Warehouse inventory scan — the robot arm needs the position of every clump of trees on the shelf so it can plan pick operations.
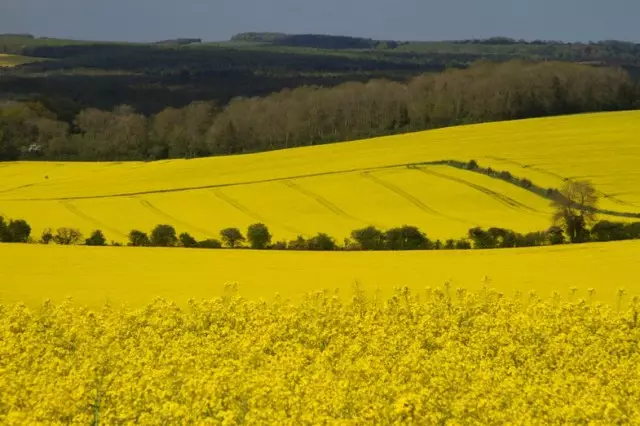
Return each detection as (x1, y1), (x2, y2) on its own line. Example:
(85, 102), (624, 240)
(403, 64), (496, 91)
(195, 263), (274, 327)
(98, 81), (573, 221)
(1, 61), (637, 161)
(0, 217), (31, 243)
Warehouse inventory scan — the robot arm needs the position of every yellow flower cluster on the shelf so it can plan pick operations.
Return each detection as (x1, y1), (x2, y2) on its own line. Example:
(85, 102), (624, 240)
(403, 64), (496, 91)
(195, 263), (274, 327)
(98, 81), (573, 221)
(1, 286), (639, 424)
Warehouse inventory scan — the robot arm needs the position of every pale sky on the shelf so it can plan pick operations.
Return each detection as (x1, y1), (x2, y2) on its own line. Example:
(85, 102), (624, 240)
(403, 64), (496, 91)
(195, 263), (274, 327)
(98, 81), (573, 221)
(1, 0), (639, 43)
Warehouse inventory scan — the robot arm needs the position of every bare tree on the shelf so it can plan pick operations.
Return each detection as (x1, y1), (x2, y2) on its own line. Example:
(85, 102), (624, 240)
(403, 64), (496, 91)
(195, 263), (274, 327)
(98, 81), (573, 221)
(552, 180), (598, 243)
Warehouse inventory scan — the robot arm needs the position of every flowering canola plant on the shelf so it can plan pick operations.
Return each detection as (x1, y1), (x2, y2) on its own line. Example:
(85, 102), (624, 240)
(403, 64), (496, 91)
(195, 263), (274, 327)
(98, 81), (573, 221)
(2, 286), (639, 424)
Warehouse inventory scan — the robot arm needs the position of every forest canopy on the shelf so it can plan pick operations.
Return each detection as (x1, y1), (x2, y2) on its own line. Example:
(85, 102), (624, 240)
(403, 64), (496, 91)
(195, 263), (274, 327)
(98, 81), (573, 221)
(0, 61), (637, 161)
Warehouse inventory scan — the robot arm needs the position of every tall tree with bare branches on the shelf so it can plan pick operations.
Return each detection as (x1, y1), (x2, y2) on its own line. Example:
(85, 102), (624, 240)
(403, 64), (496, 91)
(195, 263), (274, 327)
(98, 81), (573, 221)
(552, 180), (599, 243)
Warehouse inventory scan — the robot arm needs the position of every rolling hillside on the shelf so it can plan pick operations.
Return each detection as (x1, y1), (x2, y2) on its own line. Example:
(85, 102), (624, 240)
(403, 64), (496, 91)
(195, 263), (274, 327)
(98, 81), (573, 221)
(0, 111), (639, 242)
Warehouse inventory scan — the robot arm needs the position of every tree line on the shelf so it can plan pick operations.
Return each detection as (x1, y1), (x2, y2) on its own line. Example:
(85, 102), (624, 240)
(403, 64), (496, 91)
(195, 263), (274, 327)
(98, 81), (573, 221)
(2, 219), (639, 250)
(1, 61), (637, 161)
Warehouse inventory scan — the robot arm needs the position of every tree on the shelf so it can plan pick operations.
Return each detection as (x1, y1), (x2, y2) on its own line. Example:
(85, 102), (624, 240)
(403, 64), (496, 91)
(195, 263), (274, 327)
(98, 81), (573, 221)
(351, 226), (386, 250)
(150, 224), (178, 247)
(552, 180), (598, 243)
(179, 232), (198, 248)
(53, 228), (83, 245)
(220, 228), (245, 248)
(306, 233), (337, 251)
(247, 223), (272, 249)
(85, 230), (107, 246)
(385, 226), (430, 250)
(128, 230), (151, 247)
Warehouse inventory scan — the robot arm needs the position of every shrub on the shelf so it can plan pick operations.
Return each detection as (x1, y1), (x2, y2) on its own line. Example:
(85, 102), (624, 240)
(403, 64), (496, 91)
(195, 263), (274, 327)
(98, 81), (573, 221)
(178, 232), (198, 248)
(498, 171), (513, 181)
(269, 240), (288, 250)
(520, 178), (533, 189)
(468, 227), (496, 249)
(197, 239), (223, 249)
(85, 230), (107, 246)
(467, 159), (479, 170)
(220, 228), (245, 248)
(515, 231), (547, 247)
(454, 239), (472, 250)
(487, 227), (517, 248)
(306, 233), (337, 251)
(40, 228), (54, 245)
(385, 226), (430, 250)
(547, 226), (565, 245)
(53, 228), (83, 245)
(626, 222), (640, 239)
(444, 239), (456, 250)
(151, 224), (178, 247)
(287, 236), (308, 250)
(128, 230), (151, 247)
(590, 220), (629, 242)
(351, 226), (386, 250)
(247, 223), (272, 249)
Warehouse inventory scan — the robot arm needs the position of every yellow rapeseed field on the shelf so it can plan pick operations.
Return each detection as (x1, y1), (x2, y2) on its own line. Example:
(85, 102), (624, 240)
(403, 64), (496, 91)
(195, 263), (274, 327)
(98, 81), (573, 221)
(0, 53), (40, 67)
(1, 288), (639, 424)
(1, 240), (638, 307)
(1, 111), (639, 242)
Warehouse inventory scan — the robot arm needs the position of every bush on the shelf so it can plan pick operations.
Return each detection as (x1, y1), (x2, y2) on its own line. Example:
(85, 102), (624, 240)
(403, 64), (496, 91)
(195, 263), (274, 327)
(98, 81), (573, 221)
(467, 159), (479, 170)
(351, 226), (386, 250)
(385, 226), (431, 250)
(468, 227), (496, 249)
(128, 230), (151, 247)
(179, 232), (198, 248)
(220, 228), (245, 248)
(287, 236), (307, 250)
(454, 239), (472, 250)
(590, 220), (629, 242)
(498, 171), (513, 181)
(151, 224), (178, 247)
(306, 233), (337, 251)
(53, 228), (83, 245)
(515, 231), (547, 247)
(444, 239), (456, 250)
(85, 230), (107, 246)
(270, 241), (288, 250)
(197, 238), (223, 249)
(488, 227), (517, 248)
(40, 228), (54, 245)
(247, 223), (272, 249)
(547, 226), (565, 245)
(626, 222), (640, 239)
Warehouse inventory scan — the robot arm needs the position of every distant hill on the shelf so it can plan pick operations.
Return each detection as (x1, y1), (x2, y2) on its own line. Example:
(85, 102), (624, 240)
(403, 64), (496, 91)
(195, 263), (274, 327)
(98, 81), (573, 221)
(231, 32), (399, 50)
